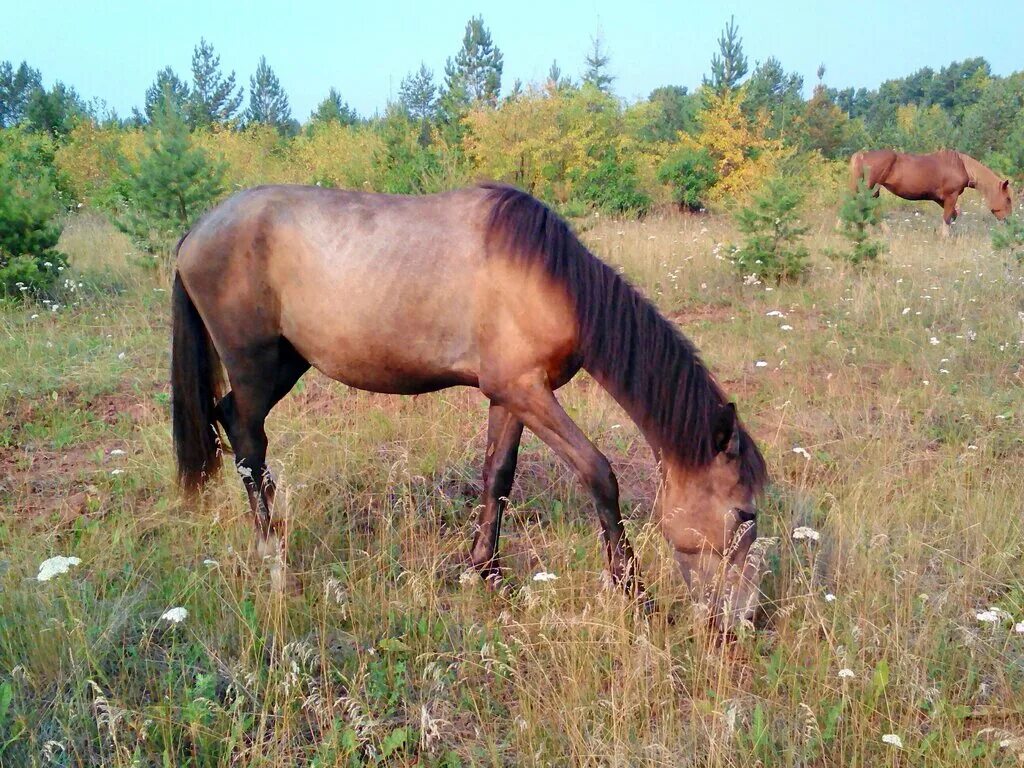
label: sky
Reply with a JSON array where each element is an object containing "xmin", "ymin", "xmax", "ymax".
[{"xmin": 3, "ymin": 1, "xmax": 1022, "ymax": 121}]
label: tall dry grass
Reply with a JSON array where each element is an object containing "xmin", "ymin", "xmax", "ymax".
[{"xmin": 1, "ymin": 193, "xmax": 1022, "ymax": 766}]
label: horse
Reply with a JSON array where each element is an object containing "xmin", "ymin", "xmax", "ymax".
[
  {"xmin": 849, "ymin": 149, "xmax": 1013, "ymax": 237},
  {"xmin": 170, "ymin": 183, "xmax": 768, "ymax": 627}
]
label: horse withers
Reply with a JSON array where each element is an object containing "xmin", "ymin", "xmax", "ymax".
[
  {"xmin": 171, "ymin": 183, "xmax": 768, "ymax": 628},
  {"xmin": 850, "ymin": 149, "xmax": 1013, "ymax": 236}
]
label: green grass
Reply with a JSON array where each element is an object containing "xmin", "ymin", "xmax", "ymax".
[{"xmin": 1, "ymin": 199, "xmax": 1023, "ymax": 766}]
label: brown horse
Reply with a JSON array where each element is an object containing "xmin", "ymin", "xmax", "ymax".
[
  {"xmin": 171, "ymin": 183, "xmax": 768, "ymax": 625},
  {"xmin": 849, "ymin": 149, "xmax": 1012, "ymax": 236}
]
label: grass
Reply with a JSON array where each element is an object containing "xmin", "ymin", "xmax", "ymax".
[{"xmin": 1, "ymin": 198, "xmax": 1023, "ymax": 766}]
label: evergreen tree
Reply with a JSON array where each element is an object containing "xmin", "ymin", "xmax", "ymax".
[
  {"xmin": 443, "ymin": 16, "xmax": 503, "ymax": 108},
  {"xmin": 116, "ymin": 94, "xmax": 225, "ymax": 254},
  {"xmin": 645, "ymin": 85, "xmax": 699, "ymax": 140},
  {"xmin": 309, "ymin": 87, "xmax": 358, "ymax": 126},
  {"xmin": 188, "ymin": 38, "xmax": 243, "ymax": 128},
  {"xmin": 582, "ymin": 36, "xmax": 614, "ymax": 93},
  {"xmin": 803, "ymin": 84, "xmax": 849, "ymax": 158},
  {"xmin": 145, "ymin": 67, "xmax": 190, "ymax": 123},
  {"xmin": 546, "ymin": 60, "xmax": 573, "ymax": 91},
  {"xmin": 398, "ymin": 64, "xmax": 438, "ymax": 122},
  {"xmin": 0, "ymin": 60, "xmax": 42, "ymax": 127},
  {"xmin": 25, "ymin": 82, "xmax": 86, "ymax": 138},
  {"xmin": 705, "ymin": 15, "xmax": 748, "ymax": 95},
  {"xmin": 247, "ymin": 56, "xmax": 293, "ymax": 132},
  {"xmin": 743, "ymin": 57, "xmax": 803, "ymax": 138}
]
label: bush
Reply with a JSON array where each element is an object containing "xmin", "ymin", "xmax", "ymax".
[
  {"xmin": 0, "ymin": 130, "xmax": 69, "ymax": 298},
  {"xmin": 574, "ymin": 150, "xmax": 651, "ymax": 216},
  {"xmin": 657, "ymin": 146, "xmax": 717, "ymax": 211},
  {"xmin": 731, "ymin": 175, "xmax": 810, "ymax": 283},
  {"xmin": 992, "ymin": 213, "xmax": 1024, "ymax": 263},
  {"xmin": 114, "ymin": 97, "xmax": 225, "ymax": 255},
  {"xmin": 831, "ymin": 177, "xmax": 885, "ymax": 266}
]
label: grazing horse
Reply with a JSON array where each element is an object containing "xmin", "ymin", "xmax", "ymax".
[
  {"xmin": 849, "ymin": 149, "xmax": 1012, "ymax": 236},
  {"xmin": 171, "ymin": 183, "xmax": 768, "ymax": 626}
]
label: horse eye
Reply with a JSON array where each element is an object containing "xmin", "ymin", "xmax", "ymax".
[{"xmin": 733, "ymin": 507, "xmax": 756, "ymax": 523}]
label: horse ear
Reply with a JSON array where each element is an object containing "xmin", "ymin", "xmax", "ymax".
[
  {"xmin": 713, "ymin": 402, "xmax": 741, "ymax": 458},
  {"xmin": 1002, "ymin": 179, "xmax": 1010, "ymax": 191}
]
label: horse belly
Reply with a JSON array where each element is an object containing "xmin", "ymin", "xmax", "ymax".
[{"xmin": 276, "ymin": 259, "xmax": 481, "ymax": 395}]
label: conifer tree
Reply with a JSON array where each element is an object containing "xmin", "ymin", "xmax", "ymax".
[
  {"xmin": 443, "ymin": 16, "xmax": 503, "ymax": 108},
  {"xmin": 247, "ymin": 56, "xmax": 293, "ymax": 132},
  {"xmin": 399, "ymin": 64, "xmax": 438, "ymax": 122},
  {"xmin": 582, "ymin": 36, "xmax": 614, "ymax": 93},
  {"xmin": 310, "ymin": 87, "xmax": 358, "ymax": 126},
  {"xmin": 144, "ymin": 67, "xmax": 190, "ymax": 123},
  {"xmin": 705, "ymin": 16, "xmax": 748, "ymax": 94},
  {"xmin": 188, "ymin": 38, "xmax": 243, "ymax": 128},
  {"xmin": 0, "ymin": 60, "xmax": 42, "ymax": 127},
  {"xmin": 116, "ymin": 93, "xmax": 225, "ymax": 254}
]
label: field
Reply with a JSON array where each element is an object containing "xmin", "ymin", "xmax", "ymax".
[{"xmin": 2, "ymin": 197, "xmax": 1023, "ymax": 767}]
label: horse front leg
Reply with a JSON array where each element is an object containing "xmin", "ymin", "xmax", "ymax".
[
  {"xmin": 469, "ymin": 403, "xmax": 524, "ymax": 588},
  {"xmin": 494, "ymin": 374, "xmax": 649, "ymax": 607},
  {"xmin": 941, "ymin": 194, "xmax": 960, "ymax": 238}
]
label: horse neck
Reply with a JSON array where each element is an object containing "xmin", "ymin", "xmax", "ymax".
[{"xmin": 958, "ymin": 153, "xmax": 1000, "ymax": 200}]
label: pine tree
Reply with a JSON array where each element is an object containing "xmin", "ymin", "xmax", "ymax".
[
  {"xmin": 399, "ymin": 64, "xmax": 438, "ymax": 122},
  {"xmin": 546, "ymin": 60, "xmax": 573, "ymax": 91},
  {"xmin": 0, "ymin": 60, "xmax": 42, "ymax": 127},
  {"xmin": 116, "ymin": 93, "xmax": 225, "ymax": 254},
  {"xmin": 582, "ymin": 36, "xmax": 614, "ymax": 93},
  {"xmin": 145, "ymin": 67, "xmax": 190, "ymax": 123},
  {"xmin": 188, "ymin": 38, "xmax": 243, "ymax": 128},
  {"xmin": 705, "ymin": 15, "xmax": 748, "ymax": 95},
  {"xmin": 25, "ymin": 82, "xmax": 86, "ymax": 138},
  {"xmin": 443, "ymin": 16, "xmax": 503, "ymax": 108},
  {"xmin": 247, "ymin": 56, "xmax": 293, "ymax": 132},
  {"xmin": 310, "ymin": 88, "xmax": 358, "ymax": 126}
]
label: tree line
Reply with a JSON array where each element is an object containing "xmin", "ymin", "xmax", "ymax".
[{"xmin": 2, "ymin": 15, "xmax": 1023, "ymax": 296}]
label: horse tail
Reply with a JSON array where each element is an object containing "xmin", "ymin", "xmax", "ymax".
[
  {"xmin": 171, "ymin": 245, "xmax": 225, "ymax": 493},
  {"xmin": 849, "ymin": 152, "xmax": 865, "ymax": 193}
]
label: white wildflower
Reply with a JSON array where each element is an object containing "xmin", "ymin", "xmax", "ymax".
[
  {"xmin": 792, "ymin": 526, "xmax": 820, "ymax": 542},
  {"xmin": 975, "ymin": 609, "xmax": 1002, "ymax": 624},
  {"xmin": 780, "ymin": 324, "xmax": 793, "ymax": 331},
  {"xmin": 766, "ymin": 310, "xmax": 785, "ymax": 317},
  {"xmin": 929, "ymin": 337, "xmax": 940, "ymax": 346},
  {"xmin": 901, "ymin": 307, "xmax": 911, "ymax": 315},
  {"xmin": 824, "ymin": 593, "xmax": 836, "ymax": 603},
  {"xmin": 110, "ymin": 469, "xmax": 125, "ymax": 476},
  {"xmin": 838, "ymin": 668, "xmax": 855, "ymax": 679},
  {"xmin": 458, "ymin": 569, "xmax": 477, "ymax": 586},
  {"xmin": 109, "ymin": 449, "xmax": 126, "ymax": 457},
  {"xmin": 161, "ymin": 607, "xmax": 188, "ymax": 623},
  {"xmin": 755, "ymin": 360, "xmax": 768, "ymax": 368},
  {"xmin": 202, "ymin": 559, "xmax": 219, "ymax": 568},
  {"xmin": 792, "ymin": 446, "xmax": 811, "ymax": 460},
  {"xmin": 882, "ymin": 734, "xmax": 903, "ymax": 749},
  {"xmin": 1014, "ymin": 622, "xmax": 1024, "ymax": 634},
  {"xmin": 117, "ymin": 352, "xmax": 126, "ymax": 360},
  {"xmin": 37, "ymin": 555, "xmax": 82, "ymax": 581},
  {"xmin": 533, "ymin": 571, "xmax": 558, "ymax": 582}
]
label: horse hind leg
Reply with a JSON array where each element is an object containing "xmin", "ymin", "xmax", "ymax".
[{"xmin": 218, "ymin": 337, "xmax": 309, "ymax": 591}]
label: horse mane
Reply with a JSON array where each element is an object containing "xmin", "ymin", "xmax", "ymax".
[
  {"xmin": 956, "ymin": 152, "xmax": 1003, "ymax": 200},
  {"xmin": 481, "ymin": 183, "xmax": 767, "ymax": 491}
]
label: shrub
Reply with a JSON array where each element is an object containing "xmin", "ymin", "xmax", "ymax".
[
  {"xmin": 992, "ymin": 213, "xmax": 1024, "ymax": 263},
  {"xmin": 574, "ymin": 150, "xmax": 651, "ymax": 216},
  {"xmin": 731, "ymin": 174, "xmax": 810, "ymax": 283},
  {"xmin": 657, "ymin": 146, "xmax": 717, "ymax": 211},
  {"xmin": 114, "ymin": 97, "xmax": 225, "ymax": 255},
  {"xmin": 0, "ymin": 129, "xmax": 69, "ymax": 298},
  {"xmin": 831, "ymin": 177, "xmax": 885, "ymax": 266}
]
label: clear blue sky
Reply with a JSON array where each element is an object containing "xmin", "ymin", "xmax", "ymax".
[{"xmin": 3, "ymin": 0, "xmax": 1022, "ymax": 120}]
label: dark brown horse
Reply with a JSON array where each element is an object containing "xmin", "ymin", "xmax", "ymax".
[
  {"xmin": 850, "ymin": 149, "xmax": 1012, "ymax": 236},
  {"xmin": 171, "ymin": 183, "xmax": 767, "ymax": 625}
]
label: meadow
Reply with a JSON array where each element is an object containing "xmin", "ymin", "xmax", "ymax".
[{"xmin": 1, "ymin": 195, "xmax": 1023, "ymax": 767}]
